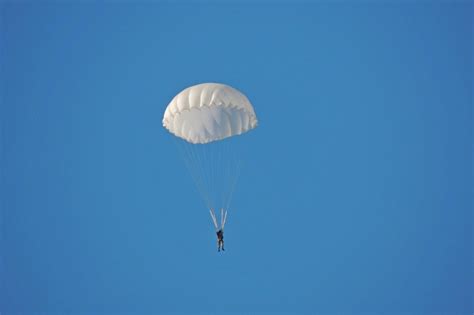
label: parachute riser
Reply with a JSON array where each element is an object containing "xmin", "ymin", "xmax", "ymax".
[{"xmin": 210, "ymin": 208, "xmax": 228, "ymax": 231}]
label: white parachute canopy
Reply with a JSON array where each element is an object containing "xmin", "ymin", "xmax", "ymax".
[
  {"xmin": 163, "ymin": 83, "xmax": 258, "ymax": 230},
  {"xmin": 163, "ymin": 83, "xmax": 258, "ymax": 144}
]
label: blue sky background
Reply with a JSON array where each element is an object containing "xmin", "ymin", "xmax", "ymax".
[{"xmin": 1, "ymin": 1, "xmax": 472, "ymax": 314}]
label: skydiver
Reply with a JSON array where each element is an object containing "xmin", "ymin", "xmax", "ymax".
[
  {"xmin": 210, "ymin": 208, "xmax": 227, "ymax": 252},
  {"xmin": 216, "ymin": 229, "xmax": 225, "ymax": 252}
]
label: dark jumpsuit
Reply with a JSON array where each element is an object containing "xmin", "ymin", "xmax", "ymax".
[{"xmin": 216, "ymin": 229, "xmax": 224, "ymax": 251}]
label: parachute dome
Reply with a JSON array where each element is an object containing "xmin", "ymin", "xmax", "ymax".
[{"xmin": 163, "ymin": 83, "xmax": 258, "ymax": 144}]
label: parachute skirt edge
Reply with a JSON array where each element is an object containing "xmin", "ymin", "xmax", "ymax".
[{"xmin": 163, "ymin": 105, "xmax": 257, "ymax": 144}]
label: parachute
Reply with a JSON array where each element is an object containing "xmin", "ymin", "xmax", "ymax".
[
  {"xmin": 163, "ymin": 83, "xmax": 258, "ymax": 229},
  {"xmin": 163, "ymin": 83, "xmax": 257, "ymax": 144}
]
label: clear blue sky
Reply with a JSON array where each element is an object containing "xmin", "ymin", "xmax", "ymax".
[{"xmin": 1, "ymin": 1, "xmax": 472, "ymax": 314}]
